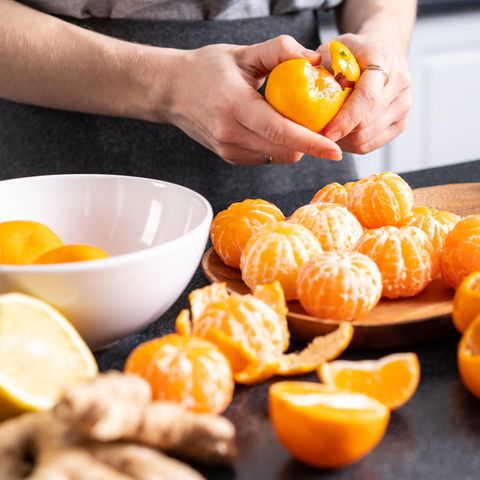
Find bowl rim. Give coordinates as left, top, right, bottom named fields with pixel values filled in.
left=0, top=173, right=213, bottom=273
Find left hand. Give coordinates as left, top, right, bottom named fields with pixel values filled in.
left=318, top=33, right=413, bottom=154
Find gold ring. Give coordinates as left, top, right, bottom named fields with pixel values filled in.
left=364, top=64, right=389, bottom=86
left=264, top=153, right=273, bottom=165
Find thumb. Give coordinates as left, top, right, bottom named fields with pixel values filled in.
left=238, top=35, right=321, bottom=75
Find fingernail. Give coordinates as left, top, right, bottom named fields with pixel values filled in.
left=327, top=150, right=343, bottom=161
left=326, top=130, right=342, bottom=142
left=302, top=49, right=321, bottom=59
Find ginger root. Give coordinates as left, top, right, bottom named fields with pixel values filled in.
left=0, top=371, right=236, bottom=480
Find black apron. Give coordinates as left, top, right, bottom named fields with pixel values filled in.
left=0, top=9, right=356, bottom=211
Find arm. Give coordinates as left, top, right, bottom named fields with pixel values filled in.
left=322, top=0, right=417, bottom=154
left=0, top=0, right=342, bottom=164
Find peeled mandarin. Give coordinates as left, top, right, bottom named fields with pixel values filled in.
left=33, top=244, right=109, bottom=264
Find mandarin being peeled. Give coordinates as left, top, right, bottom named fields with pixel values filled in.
left=441, top=216, right=480, bottom=289
left=125, top=333, right=233, bottom=414
left=356, top=226, right=434, bottom=298
left=297, top=251, right=382, bottom=321
left=347, top=172, right=414, bottom=229
left=240, top=221, right=322, bottom=300
left=211, top=199, right=284, bottom=268
left=289, top=202, right=363, bottom=252
left=265, top=41, right=360, bottom=132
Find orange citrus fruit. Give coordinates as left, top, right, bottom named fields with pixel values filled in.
left=240, top=221, right=322, bottom=300
left=0, top=220, right=63, bottom=265
left=265, top=42, right=360, bottom=132
left=124, top=333, right=233, bottom=414
left=458, top=314, right=480, bottom=400
left=452, top=271, right=480, bottom=333
left=346, top=172, right=414, bottom=229
left=297, top=251, right=382, bottom=321
left=356, top=226, right=434, bottom=298
left=310, top=181, right=355, bottom=206
left=210, top=199, right=284, bottom=269
left=441, top=216, right=480, bottom=289
left=269, top=381, right=390, bottom=469
left=32, top=244, right=110, bottom=264
left=289, top=202, right=364, bottom=252
left=319, top=353, right=420, bottom=410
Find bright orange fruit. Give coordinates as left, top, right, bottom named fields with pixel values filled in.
left=310, top=181, right=355, bottom=206
left=297, top=251, right=382, bottom=321
left=33, top=244, right=109, bottom=264
left=289, top=202, right=364, bottom=252
left=458, top=314, right=480, bottom=400
left=356, top=226, right=434, bottom=298
left=441, top=216, right=480, bottom=289
left=0, top=220, right=63, bottom=265
left=265, top=42, right=360, bottom=132
left=319, top=353, right=420, bottom=410
left=452, top=271, right=480, bottom=333
left=346, top=172, right=414, bottom=229
left=269, top=381, right=390, bottom=469
left=240, top=221, right=322, bottom=301
left=124, top=334, right=233, bottom=414
left=210, top=199, right=284, bottom=269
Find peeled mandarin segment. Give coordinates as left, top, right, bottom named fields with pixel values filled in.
left=289, top=202, right=364, bottom=252
left=0, top=220, right=64, bottom=265
left=458, top=314, right=480, bottom=400
left=269, top=381, right=390, bottom=469
left=32, top=244, right=109, bottom=264
left=240, top=221, right=322, bottom=301
left=175, top=309, right=192, bottom=336
left=189, top=283, right=230, bottom=322
left=452, top=272, right=480, bottom=333
left=319, top=352, right=420, bottom=410
left=330, top=40, right=361, bottom=82
left=441, top=216, right=480, bottom=289
left=356, top=226, right=434, bottom=299
left=297, top=252, right=382, bottom=320
left=210, top=199, right=285, bottom=269
left=125, top=334, right=233, bottom=415
left=277, top=323, right=353, bottom=375
left=0, top=293, right=97, bottom=420
left=346, top=172, right=414, bottom=229
left=311, top=182, right=348, bottom=205
left=265, top=59, right=354, bottom=133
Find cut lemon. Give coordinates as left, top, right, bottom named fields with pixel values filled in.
left=319, top=353, right=420, bottom=410
left=269, top=381, right=389, bottom=469
left=0, top=293, right=98, bottom=420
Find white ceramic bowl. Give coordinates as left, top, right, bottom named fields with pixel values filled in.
left=0, top=174, right=212, bottom=349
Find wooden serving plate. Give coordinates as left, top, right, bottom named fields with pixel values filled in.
left=202, top=183, right=480, bottom=349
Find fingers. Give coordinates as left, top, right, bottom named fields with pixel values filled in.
left=235, top=92, right=343, bottom=160
left=323, top=68, right=387, bottom=142
left=237, top=35, right=321, bottom=75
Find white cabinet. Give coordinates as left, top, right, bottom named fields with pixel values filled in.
left=322, top=9, right=480, bottom=176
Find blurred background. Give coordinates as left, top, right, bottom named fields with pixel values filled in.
left=321, top=0, right=480, bottom=176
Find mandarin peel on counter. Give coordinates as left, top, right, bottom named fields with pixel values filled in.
left=346, top=172, right=414, bottom=229
left=297, top=251, right=382, bottom=321
left=240, top=221, right=322, bottom=301
left=265, top=41, right=360, bottom=132
left=289, top=202, right=364, bottom=252
left=210, top=199, right=284, bottom=269
left=269, top=381, right=390, bottom=469
left=319, top=352, right=421, bottom=410
left=356, top=225, right=434, bottom=299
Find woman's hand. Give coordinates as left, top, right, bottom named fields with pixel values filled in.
left=160, top=36, right=343, bottom=165
left=319, top=33, right=413, bottom=154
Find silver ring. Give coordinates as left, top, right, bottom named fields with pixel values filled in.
left=364, top=64, right=389, bottom=86
left=264, top=153, right=273, bottom=165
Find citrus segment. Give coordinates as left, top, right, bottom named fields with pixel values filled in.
left=189, top=282, right=229, bottom=321
left=297, top=251, right=382, bottom=320
left=269, top=381, right=390, bottom=469
left=0, top=293, right=97, bottom=420
left=458, top=314, right=480, bottom=400
left=0, top=220, right=64, bottom=265
left=240, top=221, right=322, bottom=300
left=33, top=244, right=109, bottom=264
left=210, top=199, right=284, bottom=268
left=124, top=334, right=233, bottom=414
left=278, top=323, right=353, bottom=375
left=319, top=353, right=420, bottom=410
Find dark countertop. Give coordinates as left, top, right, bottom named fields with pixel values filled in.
left=96, top=159, right=480, bottom=480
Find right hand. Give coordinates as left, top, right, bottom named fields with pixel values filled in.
left=158, top=36, right=343, bottom=165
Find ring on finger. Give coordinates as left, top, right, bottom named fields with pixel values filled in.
left=263, top=153, right=273, bottom=165
left=364, top=64, right=389, bottom=86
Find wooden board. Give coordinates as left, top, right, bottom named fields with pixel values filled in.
left=202, top=183, right=480, bottom=348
